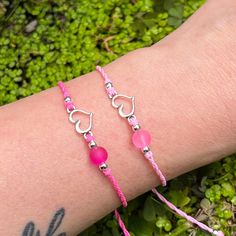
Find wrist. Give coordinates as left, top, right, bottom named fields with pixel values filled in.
left=92, top=44, right=236, bottom=180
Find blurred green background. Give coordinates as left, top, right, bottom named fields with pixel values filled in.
left=0, top=0, right=235, bottom=235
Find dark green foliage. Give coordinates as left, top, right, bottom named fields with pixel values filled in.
left=80, top=156, right=235, bottom=236
left=0, top=0, right=204, bottom=105
left=1, top=1, right=235, bottom=236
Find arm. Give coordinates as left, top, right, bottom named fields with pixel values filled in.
left=0, top=0, right=236, bottom=235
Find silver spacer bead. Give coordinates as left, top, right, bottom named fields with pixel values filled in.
left=99, top=163, right=108, bottom=171
left=88, top=140, right=97, bottom=149
left=64, top=96, right=71, bottom=102
left=142, top=146, right=150, bottom=153
left=127, top=114, right=136, bottom=121
left=105, top=82, right=113, bottom=89
left=132, top=124, right=141, bottom=131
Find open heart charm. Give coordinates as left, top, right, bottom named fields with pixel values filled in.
left=68, top=109, right=93, bottom=134
left=112, top=94, right=135, bottom=118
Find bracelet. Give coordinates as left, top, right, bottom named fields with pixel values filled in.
left=96, top=66, right=224, bottom=236
left=57, top=81, right=130, bottom=236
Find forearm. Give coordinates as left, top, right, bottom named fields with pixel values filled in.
left=0, top=0, right=236, bottom=235
left=1, top=56, right=235, bottom=235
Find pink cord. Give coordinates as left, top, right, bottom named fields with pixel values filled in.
left=96, top=65, right=166, bottom=186
left=152, top=189, right=224, bottom=236
left=127, top=115, right=139, bottom=126
left=96, top=66, right=224, bottom=236
left=144, top=151, right=166, bottom=186
left=103, top=168, right=127, bottom=207
left=114, top=209, right=130, bottom=236
left=57, top=81, right=129, bottom=236
left=58, top=81, right=76, bottom=111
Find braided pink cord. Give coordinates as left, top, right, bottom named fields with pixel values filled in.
left=103, top=168, right=128, bottom=207
left=103, top=169, right=129, bottom=235
left=96, top=66, right=118, bottom=97
left=96, top=66, right=224, bottom=236
left=58, top=81, right=128, bottom=207
left=127, top=115, right=139, bottom=126
left=58, top=81, right=70, bottom=98
left=96, top=66, right=112, bottom=84
left=152, top=189, right=224, bottom=236
left=127, top=115, right=167, bottom=186
left=58, top=80, right=130, bottom=236
left=107, top=87, right=117, bottom=97
left=58, top=81, right=75, bottom=111
left=144, top=151, right=167, bottom=186
left=96, top=66, right=166, bottom=186
left=114, top=209, right=130, bottom=236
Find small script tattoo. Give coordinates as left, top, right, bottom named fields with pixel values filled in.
left=22, top=208, right=66, bottom=236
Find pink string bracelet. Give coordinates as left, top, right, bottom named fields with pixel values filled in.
left=57, top=81, right=130, bottom=236
left=96, top=66, right=224, bottom=236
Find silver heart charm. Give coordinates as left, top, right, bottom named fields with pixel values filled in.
left=112, top=94, right=135, bottom=118
left=68, top=109, right=93, bottom=134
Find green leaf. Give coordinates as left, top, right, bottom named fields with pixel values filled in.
left=168, top=16, right=182, bottom=28
left=102, top=229, right=112, bottom=236
left=221, top=182, right=235, bottom=198
left=132, top=19, right=146, bottom=36
left=196, top=213, right=208, bottom=222
left=106, top=219, right=116, bottom=228
left=155, top=217, right=172, bottom=232
left=168, top=188, right=191, bottom=208
left=143, top=19, right=156, bottom=28
left=168, top=5, right=184, bottom=19
left=168, top=222, right=191, bottom=236
left=143, top=197, right=156, bottom=222
left=163, top=0, right=175, bottom=11
left=129, top=215, right=154, bottom=236
left=200, top=198, right=211, bottom=210
left=231, top=196, right=236, bottom=205
left=111, top=227, right=120, bottom=236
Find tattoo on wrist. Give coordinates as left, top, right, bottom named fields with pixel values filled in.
left=22, top=208, right=66, bottom=236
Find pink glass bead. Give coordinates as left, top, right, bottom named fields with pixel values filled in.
left=89, top=146, right=108, bottom=166
left=132, top=129, right=151, bottom=149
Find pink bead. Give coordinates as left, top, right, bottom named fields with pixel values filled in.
left=89, top=146, right=108, bottom=166
left=85, top=133, right=95, bottom=143
left=132, top=129, right=151, bottom=149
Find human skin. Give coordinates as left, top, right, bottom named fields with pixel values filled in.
left=0, top=0, right=235, bottom=235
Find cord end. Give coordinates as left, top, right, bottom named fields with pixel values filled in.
left=213, top=230, right=224, bottom=236
left=96, top=65, right=101, bottom=71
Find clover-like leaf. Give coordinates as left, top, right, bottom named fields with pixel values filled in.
left=143, top=197, right=156, bottom=222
